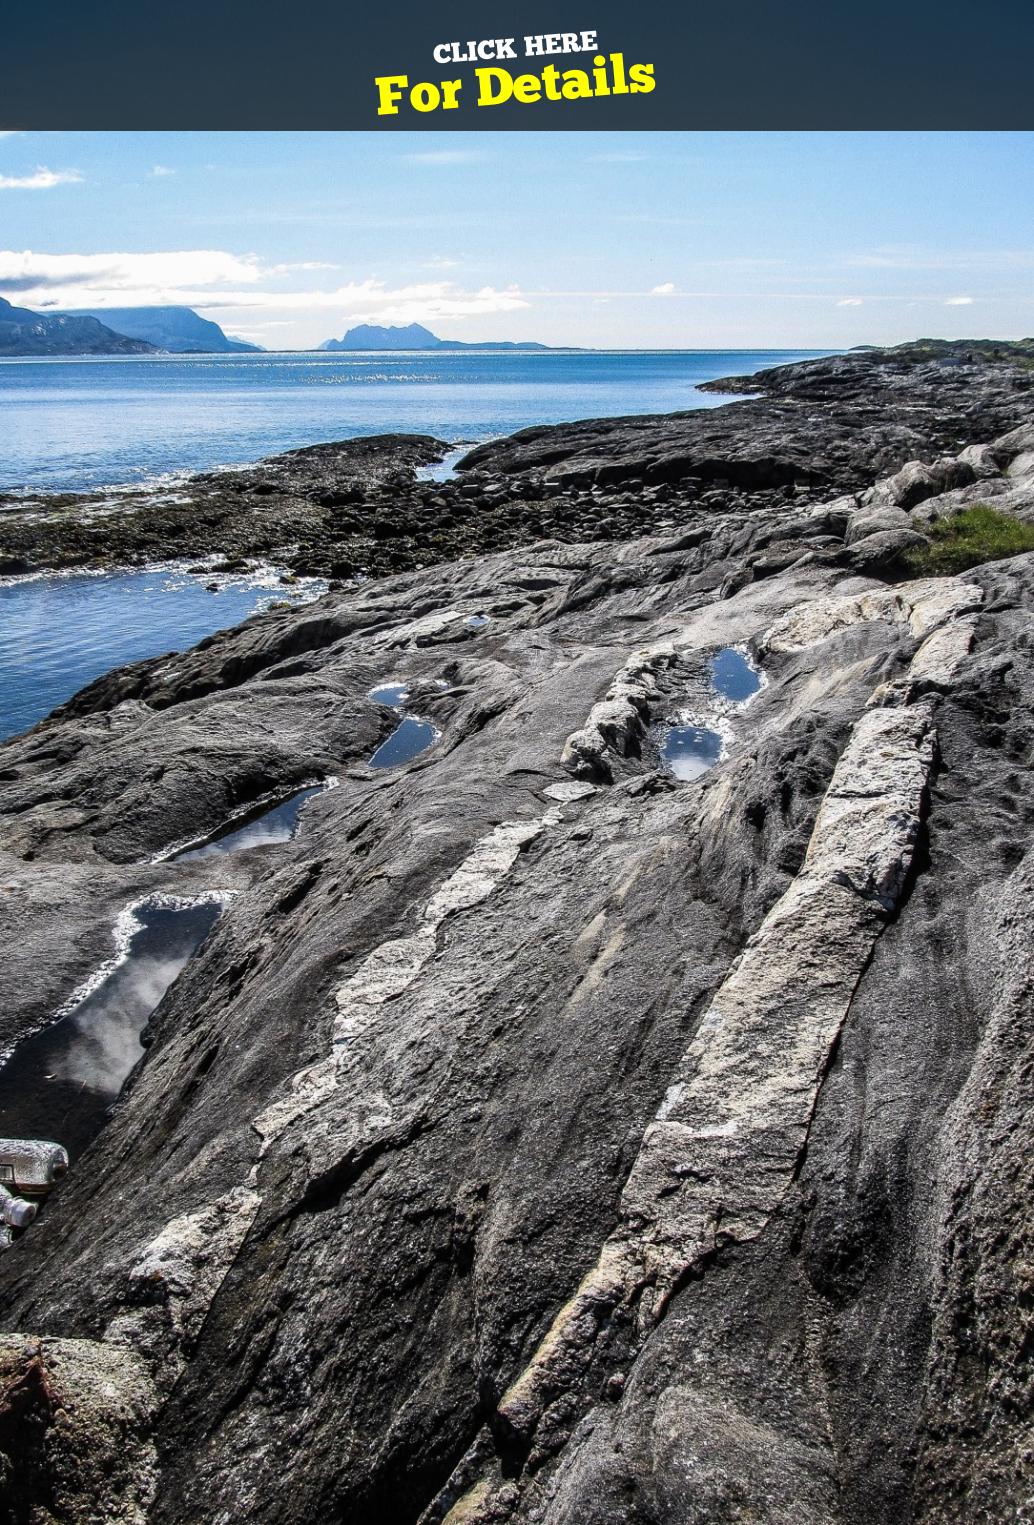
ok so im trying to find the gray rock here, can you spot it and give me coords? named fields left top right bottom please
left=881, top=459, right=941, bottom=509
left=992, top=419, right=1034, bottom=464
left=956, top=441, right=1003, bottom=477
left=843, top=527, right=928, bottom=574
left=844, top=505, right=913, bottom=544
left=0, top=384, right=1034, bottom=1524
left=542, top=782, right=598, bottom=802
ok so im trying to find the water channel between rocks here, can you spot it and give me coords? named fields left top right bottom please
left=0, top=898, right=224, bottom=1164
left=0, top=665, right=450, bottom=1186
left=168, top=782, right=331, bottom=862
left=368, top=679, right=442, bottom=769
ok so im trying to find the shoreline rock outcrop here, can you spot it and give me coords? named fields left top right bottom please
left=1, top=348, right=1034, bottom=1523
left=3, top=339, right=1034, bottom=583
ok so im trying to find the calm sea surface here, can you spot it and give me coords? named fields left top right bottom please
left=0, top=349, right=826, bottom=496
left=0, top=566, right=326, bottom=741
left=0, top=348, right=828, bottom=739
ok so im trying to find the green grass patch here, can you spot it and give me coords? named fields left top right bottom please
left=904, top=504, right=1034, bottom=576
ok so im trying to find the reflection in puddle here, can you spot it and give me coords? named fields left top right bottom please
left=366, top=674, right=446, bottom=769
left=657, top=722, right=725, bottom=781
left=171, top=783, right=329, bottom=862
left=711, top=647, right=762, bottom=703
left=655, top=647, right=763, bottom=783
left=369, top=716, right=440, bottom=770
left=0, top=897, right=224, bottom=1163
left=368, top=681, right=410, bottom=707
left=466, top=614, right=489, bottom=630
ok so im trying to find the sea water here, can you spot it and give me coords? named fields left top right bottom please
left=0, top=565, right=323, bottom=740
left=0, top=349, right=826, bottom=497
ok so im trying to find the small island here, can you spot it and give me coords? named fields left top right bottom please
left=318, top=321, right=561, bottom=351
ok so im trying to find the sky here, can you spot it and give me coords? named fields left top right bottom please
left=0, top=131, right=1031, bottom=350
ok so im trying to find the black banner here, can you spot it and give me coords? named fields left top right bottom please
left=4, top=0, right=1034, bottom=129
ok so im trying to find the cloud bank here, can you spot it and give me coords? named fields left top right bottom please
left=0, top=247, right=529, bottom=326
left=0, top=167, right=83, bottom=191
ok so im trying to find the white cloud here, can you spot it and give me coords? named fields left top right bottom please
left=197, top=280, right=526, bottom=324
left=945, top=295, right=974, bottom=306
left=849, top=246, right=1034, bottom=272
left=150, top=165, right=175, bottom=177
left=266, top=260, right=340, bottom=274
left=343, top=281, right=527, bottom=325
left=0, top=249, right=528, bottom=325
left=651, top=282, right=676, bottom=295
left=0, top=248, right=270, bottom=304
left=0, top=132, right=24, bottom=140
left=228, top=320, right=295, bottom=332
left=403, top=150, right=486, bottom=166
left=837, top=297, right=864, bottom=307
left=849, top=250, right=925, bottom=270
left=0, top=167, right=83, bottom=191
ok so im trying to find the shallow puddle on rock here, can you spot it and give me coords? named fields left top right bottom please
left=655, top=648, right=761, bottom=782
left=657, top=721, right=725, bottom=781
left=711, top=647, right=762, bottom=703
left=0, top=899, right=223, bottom=1163
left=172, top=784, right=327, bottom=862
left=369, top=716, right=440, bottom=769
left=368, top=681, right=410, bottom=707
left=466, top=614, right=489, bottom=629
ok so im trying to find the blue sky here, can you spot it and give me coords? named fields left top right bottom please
left=0, top=131, right=1031, bottom=349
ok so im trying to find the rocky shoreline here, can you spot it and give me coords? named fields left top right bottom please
left=0, top=341, right=1034, bottom=1523
left=3, top=339, right=1033, bottom=584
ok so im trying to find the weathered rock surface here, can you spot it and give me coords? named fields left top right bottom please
left=1, top=371, right=1034, bottom=1523
left=462, top=339, right=1034, bottom=493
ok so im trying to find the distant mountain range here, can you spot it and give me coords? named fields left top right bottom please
left=0, top=307, right=550, bottom=358
left=0, top=296, right=157, bottom=358
left=64, top=306, right=262, bottom=354
left=319, top=322, right=553, bottom=352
